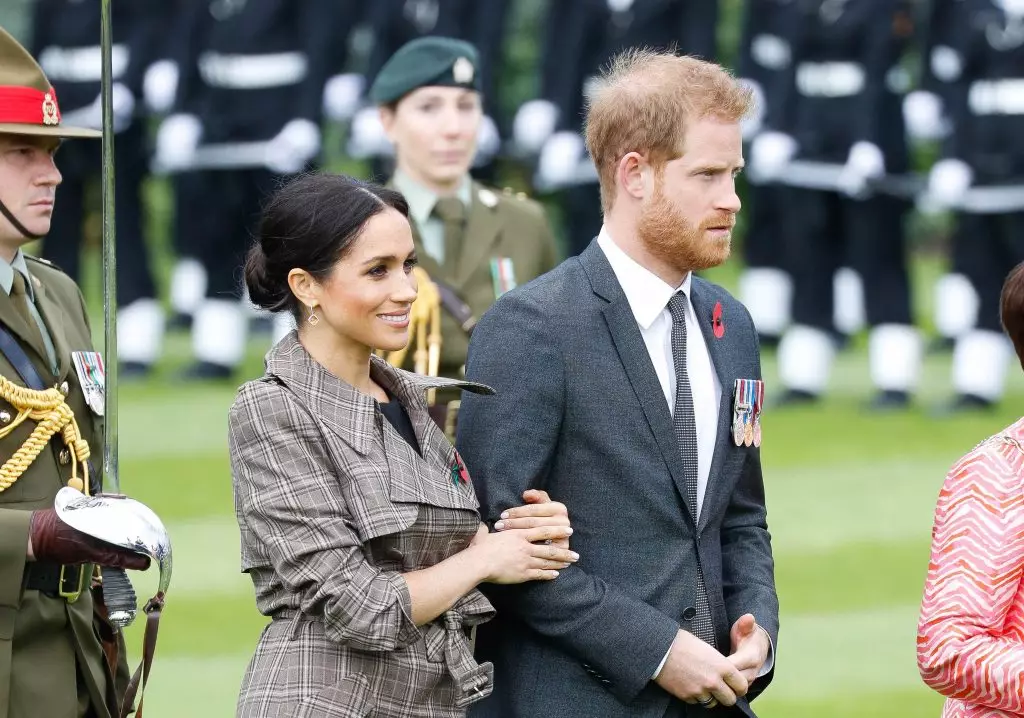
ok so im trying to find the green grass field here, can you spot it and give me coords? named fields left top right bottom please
left=79, top=246, right=1016, bottom=718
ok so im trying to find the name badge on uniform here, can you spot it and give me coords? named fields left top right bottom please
left=490, top=257, right=517, bottom=299
left=71, top=351, right=105, bottom=416
left=732, top=379, right=764, bottom=448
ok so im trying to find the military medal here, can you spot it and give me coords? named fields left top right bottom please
left=732, top=379, right=750, bottom=447
left=490, top=257, right=517, bottom=299
left=71, top=351, right=105, bottom=416
left=752, top=380, right=764, bottom=448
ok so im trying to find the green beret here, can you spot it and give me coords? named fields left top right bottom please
left=369, top=36, right=482, bottom=105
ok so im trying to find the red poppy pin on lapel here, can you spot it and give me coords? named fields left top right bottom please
left=451, top=451, right=470, bottom=486
left=712, top=301, right=725, bottom=339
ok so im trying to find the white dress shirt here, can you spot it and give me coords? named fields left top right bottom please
left=597, top=230, right=720, bottom=517
left=597, top=229, right=774, bottom=683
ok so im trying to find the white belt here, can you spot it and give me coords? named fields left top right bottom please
left=968, top=79, right=1024, bottom=115
left=38, top=44, right=127, bottom=83
left=198, top=51, right=308, bottom=90
left=796, top=62, right=865, bottom=98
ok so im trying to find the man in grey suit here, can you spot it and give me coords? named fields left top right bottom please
left=456, top=48, right=778, bottom=717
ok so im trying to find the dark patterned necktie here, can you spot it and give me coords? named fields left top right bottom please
left=667, top=292, right=716, bottom=647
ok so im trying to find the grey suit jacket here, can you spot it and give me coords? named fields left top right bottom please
left=456, top=241, right=779, bottom=718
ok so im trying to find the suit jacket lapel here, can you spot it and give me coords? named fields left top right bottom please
left=580, top=242, right=696, bottom=518
left=454, top=184, right=501, bottom=290
left=32, top=278, right=69, bottom=380
left=688, top=279, right=744, bottom=532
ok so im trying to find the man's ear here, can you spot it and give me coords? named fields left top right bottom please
left=619, top=152, right=648, bottom=200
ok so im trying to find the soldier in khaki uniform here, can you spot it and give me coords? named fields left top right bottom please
left=0, top=26, right=150, bottom=718
left=370, top=37, right=561, bottom=414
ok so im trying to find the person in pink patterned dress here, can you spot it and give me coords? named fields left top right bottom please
left=917, top=261, right=1024, bottom=717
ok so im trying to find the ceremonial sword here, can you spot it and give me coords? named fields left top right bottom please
left=96, top=0, right=139, bottom=628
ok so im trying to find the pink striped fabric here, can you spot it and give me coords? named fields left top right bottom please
left=917, top=417, right=1024, bottom=717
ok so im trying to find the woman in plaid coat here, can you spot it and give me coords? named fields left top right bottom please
left=917, top=262, right=1024, bottom=717
left=229, top=174, right=577, bottom=717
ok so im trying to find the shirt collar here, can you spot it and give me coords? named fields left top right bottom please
left=392, top=170, right=474, bottom=227
left=597, top=228, right=690, bottom=329
left=0, top=250, right=34, bottom=300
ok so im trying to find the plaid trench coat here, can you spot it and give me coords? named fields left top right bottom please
left=229, top=333, right=497, bottom=717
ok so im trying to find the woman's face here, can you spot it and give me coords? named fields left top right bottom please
left=310, top=208, right=418, bottom=353
left=381, top=86, right=481, bottom=187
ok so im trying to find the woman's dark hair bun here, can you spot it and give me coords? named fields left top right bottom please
left=243, top=242, right=289, bottom=312
left=243, top=172, right=410, bottom=317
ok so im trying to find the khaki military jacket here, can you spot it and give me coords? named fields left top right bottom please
left=388, top=179, right=561, bottom=379
left=0, top=256, right=127, bottom=718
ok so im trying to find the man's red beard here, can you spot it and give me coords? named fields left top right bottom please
left=637, top=185, right=733, bottom=276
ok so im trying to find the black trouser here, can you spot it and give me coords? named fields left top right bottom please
left=953, top=211, right=1024, bottom=332
left=785, top=188, right=912, bottom=329
left=743, top=183, right=787, bottom=271
left=172, top=171, right=211, bottom=261
left=194, top=168, right=280, bottom=300
left=42, top=122, right=156, bottom=307
left=562, top=183, right=603, bottom=258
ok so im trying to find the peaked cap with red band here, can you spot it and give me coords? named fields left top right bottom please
left=0, top=25, right=100, bottom=139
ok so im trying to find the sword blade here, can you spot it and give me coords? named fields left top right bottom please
left=100, top=0, right=118, bottom=495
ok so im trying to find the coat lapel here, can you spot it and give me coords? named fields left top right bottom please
left=579, top=242, right=695, bottom=518
left=454, top=184, right=501, bottom=289
left=688, top=279, right=745, bottom=533
left=31, top=277, right=69, bottom=380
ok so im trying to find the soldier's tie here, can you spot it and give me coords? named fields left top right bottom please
left=667, top=292, right=717, bottom=647
left=434, top=196, right=466, bottom=269
left=11, top=271, right=47, bottom=360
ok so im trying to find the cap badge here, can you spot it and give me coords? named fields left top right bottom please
left=42, top=92, right=59, bottom=126
left=452, top=56, right=474, bottom=85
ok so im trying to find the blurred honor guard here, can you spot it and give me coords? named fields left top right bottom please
left=926, top=0, right=1024, bottom=410
left=30, top=0, right=165, bottom=378
left=907, top=0, right=980, bottom=352
left=753, top=0, right=922, bottom=409
left=143, top=0, right=212, bottom=333
left=370, top=37, right=560, bottom=434
left=153, top=0, right=335, bottom=380
left=736, top=0, right=801, bottom=346
left=0, top=26, right=153, bottom=718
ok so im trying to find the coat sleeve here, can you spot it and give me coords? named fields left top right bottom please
left=917, top=440, right=1024, bottom=713
left=229, top=380, right=421, bottom=652
left=720, top=314, right=778, bottom=700
left=456, top=290, right=680, bottom=704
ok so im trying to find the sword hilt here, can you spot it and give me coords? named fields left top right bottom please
left=101, top=566, right=137, bottom=629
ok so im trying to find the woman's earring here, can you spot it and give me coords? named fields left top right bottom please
left=307, top=305, right=320, bottom=327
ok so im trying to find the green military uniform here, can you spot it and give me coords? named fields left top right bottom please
left=389, top=170, right=559, bottom=379
left=0, top=254, right=128, bottom=718
left=372, top=36, right=561, bottom=387
left=0, top=26, right=129, bottom=718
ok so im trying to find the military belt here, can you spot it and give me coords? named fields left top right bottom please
left=24, top=560, right=86, bottom=601
left=433, top=280, right=477, bottom=334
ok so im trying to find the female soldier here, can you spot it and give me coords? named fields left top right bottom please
left=230, top=173, right=576, bottom=717
left=373, top=37, right=561, bottom=424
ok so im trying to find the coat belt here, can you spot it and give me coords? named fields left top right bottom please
left=423, top=609, right=493, bottom=708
